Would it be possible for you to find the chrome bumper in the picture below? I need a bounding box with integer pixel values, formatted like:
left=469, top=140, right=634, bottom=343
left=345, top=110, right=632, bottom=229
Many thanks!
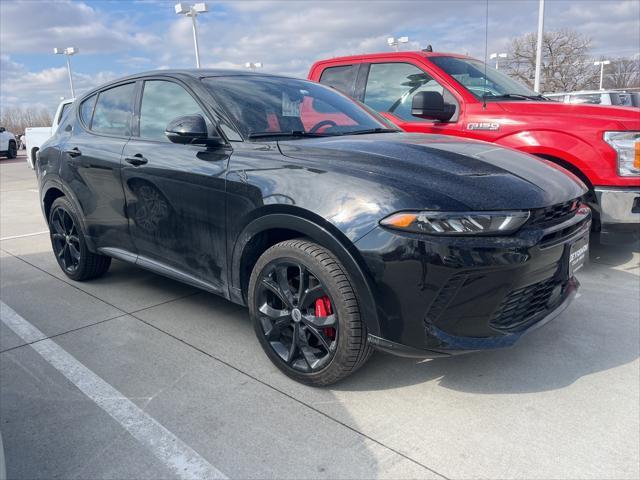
left=594, top=188, right=640, bottom=225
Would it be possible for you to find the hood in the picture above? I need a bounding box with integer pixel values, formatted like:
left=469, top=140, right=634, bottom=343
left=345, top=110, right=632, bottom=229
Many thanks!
left=497, top=101, right=640, bottom=129
left=277, top=132, right=587, bottom=211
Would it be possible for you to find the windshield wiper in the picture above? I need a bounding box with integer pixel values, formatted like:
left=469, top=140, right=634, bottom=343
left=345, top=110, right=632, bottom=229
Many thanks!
left=247, top=130, right=333, bottom=139
left=345, top=128, right=398, bottom=136
left=484, top=93, right=548, bottom=101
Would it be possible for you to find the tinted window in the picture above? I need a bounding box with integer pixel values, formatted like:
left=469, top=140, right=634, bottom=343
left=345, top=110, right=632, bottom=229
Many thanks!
left=139, top=81, right=205, bottom=141
left=57, top=102, right=72, bottom=124
left=92, top=83, right=135, bottom=136
left=203, top=76, right=395, bottom=138
left=80, top=95, right=97, bottom=127
left=319, top=65, right=357, bottom=95
left=364, top=63, right=447, bottom=121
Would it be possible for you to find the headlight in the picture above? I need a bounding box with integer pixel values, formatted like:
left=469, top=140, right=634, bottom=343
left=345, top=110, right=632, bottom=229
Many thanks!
left=604, top=131, right=640, bottom=177
left=380, top=211, right=530, bottom=235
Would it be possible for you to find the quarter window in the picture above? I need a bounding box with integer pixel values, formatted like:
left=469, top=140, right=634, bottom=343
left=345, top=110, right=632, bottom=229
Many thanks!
left=139, top=80, right=205, bottom=141
left=80, top=95, right=97, bottom=128
left=319, top=65, right=357, bottom=95
left=92, top=83, right=135, bottom=136
left=364, top=63, right=450, bottom=121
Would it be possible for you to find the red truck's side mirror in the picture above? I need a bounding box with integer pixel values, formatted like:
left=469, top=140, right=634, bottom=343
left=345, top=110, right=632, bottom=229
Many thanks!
left=411, top=91, right=455, bottom=122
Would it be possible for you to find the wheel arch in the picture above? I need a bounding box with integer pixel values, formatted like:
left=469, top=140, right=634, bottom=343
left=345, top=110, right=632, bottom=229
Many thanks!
left=41, top=180, right=95, bottom=249
left=230, top=211, right=381, bottom=337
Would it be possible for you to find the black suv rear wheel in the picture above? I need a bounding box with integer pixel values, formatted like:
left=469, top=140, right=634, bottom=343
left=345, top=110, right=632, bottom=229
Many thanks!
left=249, top=239, right=371, bottom=385
left=49, top=197, right=111, bottom=281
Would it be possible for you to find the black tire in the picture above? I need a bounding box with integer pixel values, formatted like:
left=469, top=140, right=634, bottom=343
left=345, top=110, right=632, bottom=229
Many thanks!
left=249, top=238, right=372, bottom=386
left=49, top=197, right=111, bottom=281
left=7, top=141, right=16, bottom=159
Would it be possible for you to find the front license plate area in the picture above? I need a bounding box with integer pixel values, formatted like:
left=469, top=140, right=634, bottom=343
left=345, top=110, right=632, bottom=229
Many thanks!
left=569, top=235, right=589, bottom=277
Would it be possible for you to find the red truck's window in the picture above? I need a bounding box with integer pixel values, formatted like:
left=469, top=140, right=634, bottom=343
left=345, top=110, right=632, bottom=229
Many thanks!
left=364, top=63, right=445, bottom=121
left=319, top=65, right=357, bottom=95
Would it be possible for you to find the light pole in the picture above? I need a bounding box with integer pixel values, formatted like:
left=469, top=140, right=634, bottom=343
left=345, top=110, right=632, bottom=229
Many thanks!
left=245, top=62, right=263, bottom=71
left=594, top=60, right=610, bottom=90
left=489, top=52, right=507, bottom=70
left=387, top=36, right=409, bottom=52
left=53, top=47, right=78, bottom=99
left=533, top=0, right=545, bottom=92
left=175, top=3, right=208, bottom=68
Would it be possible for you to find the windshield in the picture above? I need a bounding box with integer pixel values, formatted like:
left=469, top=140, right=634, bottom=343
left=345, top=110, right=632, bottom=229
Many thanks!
left=430, top=56, right=543, bottom=101
left=203, top=75, right=397, bottom=139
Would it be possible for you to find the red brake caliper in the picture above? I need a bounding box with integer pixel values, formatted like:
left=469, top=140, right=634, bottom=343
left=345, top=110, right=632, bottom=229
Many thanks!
left=314, top=296, right=336, bottom=340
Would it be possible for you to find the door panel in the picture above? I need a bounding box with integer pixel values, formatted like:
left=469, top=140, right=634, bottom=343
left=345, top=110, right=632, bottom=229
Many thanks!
left=121, top=141, right=229, bottom=292
left=122, top=79, right=230, bottom=293
left=59, top=84, right=136, bottom=251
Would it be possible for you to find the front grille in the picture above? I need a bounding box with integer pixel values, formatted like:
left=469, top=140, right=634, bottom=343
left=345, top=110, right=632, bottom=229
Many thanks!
left=490, top=278, right=564, bottom=332
left=529, top=199, right=579, bottom=227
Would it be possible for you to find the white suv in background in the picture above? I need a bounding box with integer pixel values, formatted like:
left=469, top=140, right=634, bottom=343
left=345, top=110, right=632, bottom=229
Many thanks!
left=546, top=90, right=636, bottom=107
left=0, top=127, right=18, bottom=159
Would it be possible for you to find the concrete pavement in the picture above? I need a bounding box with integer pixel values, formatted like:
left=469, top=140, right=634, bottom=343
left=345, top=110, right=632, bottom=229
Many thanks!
left=1, top=154, right=638, bottom=479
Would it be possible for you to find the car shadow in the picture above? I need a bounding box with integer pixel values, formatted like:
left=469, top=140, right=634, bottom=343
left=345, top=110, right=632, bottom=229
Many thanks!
left=334, top=240, right=639, bottom=393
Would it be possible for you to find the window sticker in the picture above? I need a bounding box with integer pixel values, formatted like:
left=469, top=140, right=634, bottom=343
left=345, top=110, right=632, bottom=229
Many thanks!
left=282, top=92, right=301, bottom=117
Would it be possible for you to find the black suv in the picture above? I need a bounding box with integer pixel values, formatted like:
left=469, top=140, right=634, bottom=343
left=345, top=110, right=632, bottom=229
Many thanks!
left=36, top=70, right=591, bottom=385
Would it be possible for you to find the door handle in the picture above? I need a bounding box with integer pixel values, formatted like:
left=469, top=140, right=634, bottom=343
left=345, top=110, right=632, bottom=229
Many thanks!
left=124, top=154, right=148, bottom=166
left=65, top=147, right=81, bottom=158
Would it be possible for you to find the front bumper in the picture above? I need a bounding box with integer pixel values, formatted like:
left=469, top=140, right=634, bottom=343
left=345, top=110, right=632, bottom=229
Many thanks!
left=355, top=205, right=591, bottom=356
left=594, top=187, right=640, bottom=225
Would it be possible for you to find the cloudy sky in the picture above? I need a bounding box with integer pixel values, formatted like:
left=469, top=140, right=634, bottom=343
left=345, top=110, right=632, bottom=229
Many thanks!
left=1, top=0, right=639, bottom=112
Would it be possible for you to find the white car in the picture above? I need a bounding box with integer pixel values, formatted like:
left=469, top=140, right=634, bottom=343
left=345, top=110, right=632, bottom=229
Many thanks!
left=25, top=98, right=74, bottom=168
left=546, top=90, right=636, bottom=107
left=0, top=127, right=17, bottom=159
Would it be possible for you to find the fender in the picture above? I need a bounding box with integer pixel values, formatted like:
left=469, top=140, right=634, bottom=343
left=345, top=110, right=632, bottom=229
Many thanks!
left=494, top=129, right=606, bottom=185
left=230, top=213, right=381, bottom=337
left=41, top=176, right=96, bottom=251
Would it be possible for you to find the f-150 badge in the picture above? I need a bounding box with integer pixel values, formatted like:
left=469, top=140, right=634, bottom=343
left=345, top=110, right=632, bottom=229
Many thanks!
left=467, top=122, right=500, bottom=131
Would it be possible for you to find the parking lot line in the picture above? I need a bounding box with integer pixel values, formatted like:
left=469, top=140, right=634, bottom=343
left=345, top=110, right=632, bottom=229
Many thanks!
left=0, top=301, right=228, bottom=480
left=0, top=231, right=48, bottom=241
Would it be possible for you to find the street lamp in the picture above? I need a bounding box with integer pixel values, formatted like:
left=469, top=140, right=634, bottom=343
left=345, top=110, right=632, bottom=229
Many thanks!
left=175, top=3, right=208, bottom=68
left=594, top=60, right=611, bottom=90
left=489, top=52, right=507, bottom=70
left=53, top=47, right=78, bottom=99
left=387, top=36, right=409, bottom=52
left=533, top=0, right=545, bottom=92
left=245, top=62, right=263, bottom=71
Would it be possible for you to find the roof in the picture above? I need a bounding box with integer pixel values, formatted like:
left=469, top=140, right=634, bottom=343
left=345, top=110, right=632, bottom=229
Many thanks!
left=313, top=50, right=474, bottom=64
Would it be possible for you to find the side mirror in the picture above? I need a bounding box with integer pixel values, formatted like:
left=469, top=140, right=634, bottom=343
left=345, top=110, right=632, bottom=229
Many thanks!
left=165, top=114, right=221, bottom=145
left=411, top=91, right=455, bottom=122
left=0, top=127, right=5, bottom=133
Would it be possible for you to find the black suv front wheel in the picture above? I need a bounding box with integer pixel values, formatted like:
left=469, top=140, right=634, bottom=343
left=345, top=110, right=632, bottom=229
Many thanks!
left=249, top=239, right=371, bottom=386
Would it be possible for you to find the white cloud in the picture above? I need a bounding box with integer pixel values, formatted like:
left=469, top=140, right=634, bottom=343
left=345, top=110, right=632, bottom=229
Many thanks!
left=0, top=0, right=638, bottom=112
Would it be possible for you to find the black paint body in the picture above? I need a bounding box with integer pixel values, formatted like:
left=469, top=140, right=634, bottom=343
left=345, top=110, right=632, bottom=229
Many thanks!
left=37, top=70, right=590, bottom=357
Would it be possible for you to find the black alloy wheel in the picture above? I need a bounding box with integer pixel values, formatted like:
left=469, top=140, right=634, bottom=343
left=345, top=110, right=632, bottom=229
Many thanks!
left=48, top=197, right=111, bottom=281
left=256, top=260, right=338, bottom=372
left=51, top=207, right=82, bottom=274
left=249, top=239, right=372, bottom=386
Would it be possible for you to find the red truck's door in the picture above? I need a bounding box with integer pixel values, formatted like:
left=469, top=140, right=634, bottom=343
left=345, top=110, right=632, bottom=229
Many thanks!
left=316, top=58, right=468, bottom=138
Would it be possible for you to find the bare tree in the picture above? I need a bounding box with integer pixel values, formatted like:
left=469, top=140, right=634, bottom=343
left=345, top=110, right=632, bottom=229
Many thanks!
left=0, top=107, right=53, bottom=135
left=505, top=29, right=600, bottom=93
left=605, top=57, right=640, bottom=90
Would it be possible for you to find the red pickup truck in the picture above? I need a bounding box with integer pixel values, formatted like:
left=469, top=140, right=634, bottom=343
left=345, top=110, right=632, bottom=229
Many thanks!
left=309, top=51, right=640, bottom=239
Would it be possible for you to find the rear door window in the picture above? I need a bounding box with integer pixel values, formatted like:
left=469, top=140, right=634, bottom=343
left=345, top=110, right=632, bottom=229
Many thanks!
left=319, top=65, right=357, bottom=96
left=80, top=95, right=97, bottom=128
left=364, top=62, right=452, bottom=121
left=91, top=83, right=136, bottom=136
